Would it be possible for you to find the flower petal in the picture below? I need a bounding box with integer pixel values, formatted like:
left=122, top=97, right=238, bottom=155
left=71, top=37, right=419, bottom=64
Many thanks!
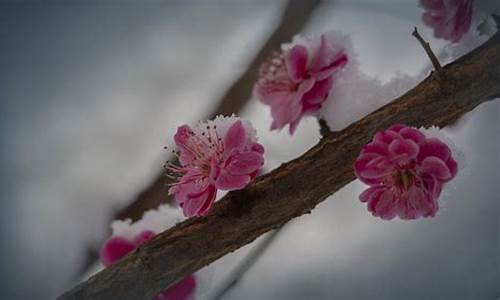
left=399, top=127, right=426, bottom=144
left=183, top=184, right=217, bottom=217
left=310, top=34, right=348, bottom=78
left=100, top=237, right=135, bottom=267
left=301, top=77, right=333, bottom=106
left=215, top=173, right=251, bottom=191
left=156, top=275, right=197, bottom=300
left=389, top=138, right=419, bottom=160
left=354, top=153, right=393, bottom=184
left=132, top=230, right=155, bottom=247
left=174, top=125, right=195, bottom=165
left=420, top=156, right=452, bottom=181
left=224, top=120, right=246, bottom=152
left=359, top=186, right=384, bottom=203
left=417, top=138, right=451, bottom=162
left=284, top=45, right=308, bottom=82
left=374, top=190, right=397, bottom=220
left=362, top=141, right=389, bottom=156
left=225, top=151, right=264, bottom=176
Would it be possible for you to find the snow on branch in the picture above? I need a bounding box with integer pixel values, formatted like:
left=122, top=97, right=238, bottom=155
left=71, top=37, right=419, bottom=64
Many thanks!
left=60, top=30, right=500, bottom=300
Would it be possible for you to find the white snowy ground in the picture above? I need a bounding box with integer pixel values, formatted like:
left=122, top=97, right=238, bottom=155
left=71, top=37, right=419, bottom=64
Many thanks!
left=0, top=1, right=498, bottom=299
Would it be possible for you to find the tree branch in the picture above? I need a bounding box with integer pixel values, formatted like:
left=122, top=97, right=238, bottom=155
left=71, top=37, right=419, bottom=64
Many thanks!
left=412, top=27, right=444, bottom=78
left=61, top=30, right=500, bottom=299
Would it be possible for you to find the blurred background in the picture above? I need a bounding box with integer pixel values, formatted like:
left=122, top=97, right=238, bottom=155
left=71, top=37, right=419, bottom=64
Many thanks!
left=0, top=1, right=498, bottom=299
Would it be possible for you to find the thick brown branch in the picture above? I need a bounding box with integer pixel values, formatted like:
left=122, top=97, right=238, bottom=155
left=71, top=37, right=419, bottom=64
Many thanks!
left=61, top=31, right=500, bottom=299
left=76, top=0, right=322, bottom=277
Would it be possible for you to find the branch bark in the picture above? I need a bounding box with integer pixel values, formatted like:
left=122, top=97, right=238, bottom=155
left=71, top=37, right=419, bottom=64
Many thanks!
left=61, top=31, right=500, bottom=299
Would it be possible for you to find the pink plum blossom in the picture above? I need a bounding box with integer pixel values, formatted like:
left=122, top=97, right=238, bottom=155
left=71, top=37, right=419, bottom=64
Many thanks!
left=253, top=32, right=349, bottom=134
left=100, top=230, right=196, bottom=300
left=420, top=0, right=474, bottom=43
left=167, top=116, right=264, bottom=217
left=354, top=124, right=458, bottom=220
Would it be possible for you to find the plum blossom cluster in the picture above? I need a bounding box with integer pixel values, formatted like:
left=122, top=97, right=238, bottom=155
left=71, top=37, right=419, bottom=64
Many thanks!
left=420, top=0, right=474, bottom=43
left=167, top=116, right=264, bottom=217
left=354, top=124, right=458, bottom=220
left=100, top=205, right=196, bottom=300
left=253, top=31, right=349, bottom=134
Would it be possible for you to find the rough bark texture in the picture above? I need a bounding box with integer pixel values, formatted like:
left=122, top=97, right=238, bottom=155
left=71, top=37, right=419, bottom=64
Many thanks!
left=61, top=31, right=500, bottom=299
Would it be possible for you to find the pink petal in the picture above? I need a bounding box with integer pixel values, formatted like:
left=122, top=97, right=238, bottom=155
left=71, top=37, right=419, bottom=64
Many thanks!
left=388, top=138, right=419, bottom=160
left=284, top=45, right=308, bottom=82
left=224, top=120, right=246, bottom=152
left=310, top=35, right=348, bottom=78
left=354, top=153, right=392, bottom=184
left=403, top=185, right=428, bottom=219
left=311, top=53, right=348, bottom=81
left=181, top=183, right=217, bottom=217
left=387, top=123, right=406, bottom=133
left=156, top=275, right=197, bottom=300
left=301, top=77, right=333, bottom=107
left=288, top=118, right=301, bottom=135
left=310, top=34, right=329, bottom=72
left=251, top=142, right=264, bottom=154
left=373, top=129, right=400, bottom=144
left=174, top=125, right=195, bottom=165
left=133, top=230, right=156, bottom=247
left=359, top=186, right=384, bottom=203
left=421, top=173, right=442, bottom=198
left=417, top=138, right=451, bottom=162
left=253, top=84, right=292, bottom=106
left=421, top=0, right=473, bottom=43
left=446, top=157, right=458, bottom=179
left=225, top=152, right=264, bottom=176
left=215, top=172, right=251, bottom=190
left=100, top=237, right=135, bottom=267
left=269, top=94, right=301, bottom=131
left=270, top=78, right=314, bottom=133
left=209, top=158, right=221, bottom=183
left=374, top=190, right=397, bottom=220
left=420, top=156, right=452, bottom=181
left=362, top=141, right=389, bottom=156
left=399, top=127, right=426, bottom=144
left=196, top=184, right=217, bottom=216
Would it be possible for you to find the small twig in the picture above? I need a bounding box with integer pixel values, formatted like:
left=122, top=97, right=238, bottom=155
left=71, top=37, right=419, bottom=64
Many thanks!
left=318, top=118, right=331, bottom=137
left=212, top=227, right=284, bottom=300
left=412, top=27, right=445, bottom=79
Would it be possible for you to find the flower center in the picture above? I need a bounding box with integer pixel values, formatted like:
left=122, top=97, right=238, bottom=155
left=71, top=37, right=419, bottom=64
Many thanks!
left=259, top=53, right=297, bottom=92
left=165, top=124, right=224, bottom=182
left=390, top=167, right=417, bottom=195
